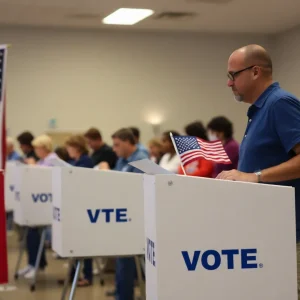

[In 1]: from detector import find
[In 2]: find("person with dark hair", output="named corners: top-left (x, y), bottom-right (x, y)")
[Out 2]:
top-left (178, 122), bottom-right (214, 177)
top-left (84, 127), bottom-right (117, 169)
top-left (159, 131), bottom-right (181, 173)
top-left (129, 126), bottom-right (149, 156)
top-left (185, 121), bottom-right (208, 140)
top-left (54, 146), bottom-right (72, 163)
top-left (99, 127), bottom-right (148, 300)
top-left (17, 131), bottom-right (38, 163)
top-left (207, 116), bottom-right (239, 177)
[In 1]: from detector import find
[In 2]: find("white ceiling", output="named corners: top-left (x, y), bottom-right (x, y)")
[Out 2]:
top-left (0, 0), bottom-right (299, 34)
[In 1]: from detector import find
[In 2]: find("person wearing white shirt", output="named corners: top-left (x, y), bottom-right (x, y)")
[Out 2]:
top-left (159, 131), bottom-right (181, 173)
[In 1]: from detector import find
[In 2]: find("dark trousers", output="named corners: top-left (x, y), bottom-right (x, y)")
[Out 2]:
top-left (26, 227), bottom-right (47, 268)
top-left (116, 257), bottom-right (136, 300)
top-left (71, 259), bottom-right (93, 282)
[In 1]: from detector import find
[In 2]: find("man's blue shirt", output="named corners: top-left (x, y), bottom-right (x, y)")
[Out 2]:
top-left (114, 147), bottom-right (148, 173)
top-left (238, 82), bottom-right (300, 240)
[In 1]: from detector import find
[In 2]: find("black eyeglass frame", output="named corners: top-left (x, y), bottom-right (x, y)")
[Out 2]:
top-left (227, 65), bottom-right (255, 81)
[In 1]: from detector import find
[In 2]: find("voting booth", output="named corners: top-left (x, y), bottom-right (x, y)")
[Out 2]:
top-left (5, 161), bottom-right (17, 212)
top-left (144, 174), bottom-right (297, 300)
top-left (52, 167), bottom-right (144, 258)
top-left (13, 165), bottom-right (53, 226)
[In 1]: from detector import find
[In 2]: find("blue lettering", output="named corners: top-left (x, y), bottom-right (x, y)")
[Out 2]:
top-left (116, 208), bottom-right (127, 222)
top-left (32, 193), bottom-right (39, 202)
top-left (15, 191), bottom-right (20, 201)
top-left (182, 248), bottom-right (259, 271)
top-left (182, 251), bottom-right (201, 271)
top-left (201, 250), bottom-right (221, 270)
top-left (241, 249), bottom-right (257, 269)
top-left (87, 209), bottom-right (100, 223)
top-left (221, 249), bottom-right (239, 269)
top-left (146, 238), bottom-right (156, 267)
top-left (101, 209), bottom-right (114, 222)
top-left (87, 208), bottom-right (129, 223)
top-left (40, 194), bottom-right (48, 203)
top-left (53, 207), bottom-right (61, 222)
top-left (9, 185), bottom-right (14, 192)
top-left (32, 193), bottom-right (52, 203)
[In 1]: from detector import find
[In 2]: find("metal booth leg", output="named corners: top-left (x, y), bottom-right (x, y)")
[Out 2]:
top-left (60, 258), bottom-right (75, 300)
top-left (68, 259), bottom-right (82, 300)
top-left (14, 227), bottom-right (29, 280)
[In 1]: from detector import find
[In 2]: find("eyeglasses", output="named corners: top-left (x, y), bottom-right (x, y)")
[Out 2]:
top-left (227, 65), bottom-right (255, 81)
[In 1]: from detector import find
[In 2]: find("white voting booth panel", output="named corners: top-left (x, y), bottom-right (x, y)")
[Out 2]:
top-left (144, 174), bottom-right (297, 300)
top-left (5, 161), bottom-right (17, 212)
top-left (52, 167), bottom-right (144, 258)
top-left (14, 166), bottom-right (53, 226)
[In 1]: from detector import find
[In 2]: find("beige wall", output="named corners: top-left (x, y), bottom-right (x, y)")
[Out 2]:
top-left (2, 27), bottom-right (276, 144)
top-left (273, 26), bottom-right (300, 97)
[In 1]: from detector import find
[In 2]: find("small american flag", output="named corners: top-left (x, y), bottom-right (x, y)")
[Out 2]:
top-left (172, 135), bottom-right (231, 166)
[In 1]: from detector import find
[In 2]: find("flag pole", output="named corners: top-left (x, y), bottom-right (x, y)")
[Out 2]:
top-left (169, 132), bottom-right (187, 176)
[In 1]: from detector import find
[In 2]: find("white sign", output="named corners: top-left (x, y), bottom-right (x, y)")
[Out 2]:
top-left (13, 166), bottom-right (52, 226)
top-left (144, 174), bottom-right (297, 300)
top-left (52, 167), bottom-right (144, 258)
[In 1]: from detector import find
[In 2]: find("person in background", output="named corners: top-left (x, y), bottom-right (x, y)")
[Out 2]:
top-left (159, 131), bottom-right (181, 173)
top-left (17, 131), bottom-right (38, 163)
top-left (129, 127), bottom-right (149, 157)
top-left (55, 146), bottom-right (72, 163)
top-left (207, 116), bottom-right (239, 177)
top-left (17, 134), bottom-right (58, 279)
top-left (148, 137), bottom-right (164, 164)
top-left (178, 121), bottom-right (214, 177)
top-left (6, 137), bottom-right (21, 161)
top-left (63, 134), bottom-right (94, 287)
top-left (99, 128), bottom-right (148, 300)
top-left (84, 127), bottom-right (117, 169)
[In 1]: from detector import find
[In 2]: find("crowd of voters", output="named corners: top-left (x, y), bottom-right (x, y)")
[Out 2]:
top-left (5, 116), bottom-right (239, 299)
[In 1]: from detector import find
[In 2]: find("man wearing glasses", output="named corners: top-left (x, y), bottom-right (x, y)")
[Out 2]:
top-left (217, 44), bottom-right (300, 292)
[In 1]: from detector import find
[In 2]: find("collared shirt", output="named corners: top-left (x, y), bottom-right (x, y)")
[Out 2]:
top-left (90, 144), bottom-right (117, 169)
top-left (238, 82), bottom-right (300, 240)
top-left (137, 143), bottom-right (149, 157)
top-left (7, 151), bottom-right (21, 161)
top-left (37, 152), bottom-right (58, 167)
top-left (114, 148), bottom-right (148, 173)
top-left (71, 154), bottom-right (94, 169)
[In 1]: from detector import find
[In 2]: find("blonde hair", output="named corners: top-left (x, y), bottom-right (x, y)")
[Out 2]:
top-left (65, 134), bottom-right (89, 155)
top-left (6, 137), bottom-right (14, 146)
top-left (148, 137), bottom-right (162, 149)
top-left (32, 134), bottom-right (53, 152)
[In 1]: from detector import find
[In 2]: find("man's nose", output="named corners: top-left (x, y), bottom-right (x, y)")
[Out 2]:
top-left (227, 79), bottom-right (234, 87)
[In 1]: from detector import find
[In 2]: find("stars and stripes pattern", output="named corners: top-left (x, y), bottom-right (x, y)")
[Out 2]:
top-left (0, 45), bottom-right (8, 285)
top-left (172, 135), bottom-right (231, 166)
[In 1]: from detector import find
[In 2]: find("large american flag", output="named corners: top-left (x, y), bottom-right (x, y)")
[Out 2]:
top-left (172, 135), bottom-right (231, 166)
top-left (0, 45), bottom-right (8, 284)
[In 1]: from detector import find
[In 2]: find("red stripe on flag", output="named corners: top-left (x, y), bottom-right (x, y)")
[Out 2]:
top-left (0, 93), bottom-right (8, 284)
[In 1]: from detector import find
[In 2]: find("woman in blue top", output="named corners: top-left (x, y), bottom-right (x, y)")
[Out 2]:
top-left (63, 134), bottom-right (94, 287)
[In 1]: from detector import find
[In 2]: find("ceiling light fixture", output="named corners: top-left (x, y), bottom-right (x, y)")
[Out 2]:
top-left (102, 8), bottom-right (154, 25)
